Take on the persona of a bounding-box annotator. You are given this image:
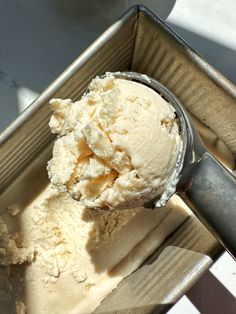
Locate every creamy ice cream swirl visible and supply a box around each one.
[48,73,182,209]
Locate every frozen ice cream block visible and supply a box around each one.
[48,73,182,209]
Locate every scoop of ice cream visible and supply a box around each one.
[48,73,182,209]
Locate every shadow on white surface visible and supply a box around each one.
[168,22,236,83]
[0,0,101,132]
[187,270,236,314]
[0,0,176,132]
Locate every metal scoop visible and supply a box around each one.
[113,71,236,259]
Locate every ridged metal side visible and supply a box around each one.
[94,216,217,314]
[0,8,138,194]
[0,104,53,192]
[132,8,236,155]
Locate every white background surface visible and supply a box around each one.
[0,0,235,313]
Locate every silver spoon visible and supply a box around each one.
[111,71,236,259]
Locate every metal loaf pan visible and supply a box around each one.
[0,5,236,313]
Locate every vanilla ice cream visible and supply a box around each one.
[0,183,190,314]
[0,73,188,314]
[48,73,182,209]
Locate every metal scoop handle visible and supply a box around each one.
[180,153,236,259]
[113,71,236,259]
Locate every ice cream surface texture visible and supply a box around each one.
[48,73,182,209]
[0,183,190,314]
[0,73,189,314]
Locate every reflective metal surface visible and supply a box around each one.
[112,71,236,259]
[182,153,236,259]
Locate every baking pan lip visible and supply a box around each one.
[138,5,236,97]
[1,4,235,146]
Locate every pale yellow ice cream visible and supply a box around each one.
[0,72,188,314]
[0,183,190,314]
[48,73,182,209]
